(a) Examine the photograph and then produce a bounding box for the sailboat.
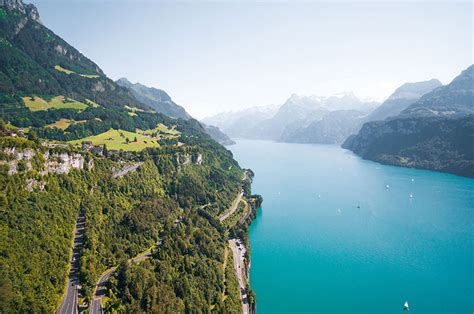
[403,301,409,311]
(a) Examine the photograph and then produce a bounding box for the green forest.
[0,130,254,312]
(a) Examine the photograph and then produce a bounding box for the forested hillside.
[0,0,260,312]
[0,128,250,312]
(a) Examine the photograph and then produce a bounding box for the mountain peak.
[116,77,132,86]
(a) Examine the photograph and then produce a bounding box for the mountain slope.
[201,123,236,145]
[343,66,474,177]
[116,78,191,119]
[366,79,442,122]
[0,1,143,112]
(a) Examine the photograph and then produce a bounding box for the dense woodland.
[0,130,250,312]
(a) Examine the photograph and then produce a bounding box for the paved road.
[229,239,249,314]
[58,212,85,314]
[112,163,141,178]
[219,191,244,222]
[90,242,161,314]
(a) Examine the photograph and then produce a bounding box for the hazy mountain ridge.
[398,66,474,118]
[366,79,443,122]
[201,104,279,139]
[343,65,474,177]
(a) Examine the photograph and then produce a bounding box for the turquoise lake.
[230,140,473,314]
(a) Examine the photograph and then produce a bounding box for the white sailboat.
[403,301,409,311]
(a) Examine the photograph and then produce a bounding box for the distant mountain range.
[203,92,379,143]
[343,65,474,177]
[280,109,369,144]
[116,78,234,145]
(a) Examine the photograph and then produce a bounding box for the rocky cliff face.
[1,147,88,176]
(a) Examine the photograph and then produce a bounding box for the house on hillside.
[82,141,93,152]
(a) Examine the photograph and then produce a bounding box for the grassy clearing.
[45,119,72,130]
[124,105,145,113]
[23,96,88,112]
[137,123,181,138]
[54,65,99,79]
[69,129,160,151]
[85,99,100,108]
[45,119,86,130]
[79,73,100,79]
[54,65,74,75]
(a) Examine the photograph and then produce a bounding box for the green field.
[23,96,89,112]
[137,123,181,138]
[69,129,161,151]
[54,65,99,78]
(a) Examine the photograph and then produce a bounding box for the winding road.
[58,212,85,314]
[90,243,160,314]
[219,190,244,222]
[112,163,142,179]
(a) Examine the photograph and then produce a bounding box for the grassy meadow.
[23,96,89,112]
[69,129,161,151]
[54,65,99,78]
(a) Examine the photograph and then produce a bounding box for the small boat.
[403,301,409,311]
[318,194,321,199]
[386,184,390,189]
[411,178,415,182]
[409,193,413,198]
[357,205,360,209]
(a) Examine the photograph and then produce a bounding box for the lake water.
[230,140,473,314]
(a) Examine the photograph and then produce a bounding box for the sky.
[30,0,473,119]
